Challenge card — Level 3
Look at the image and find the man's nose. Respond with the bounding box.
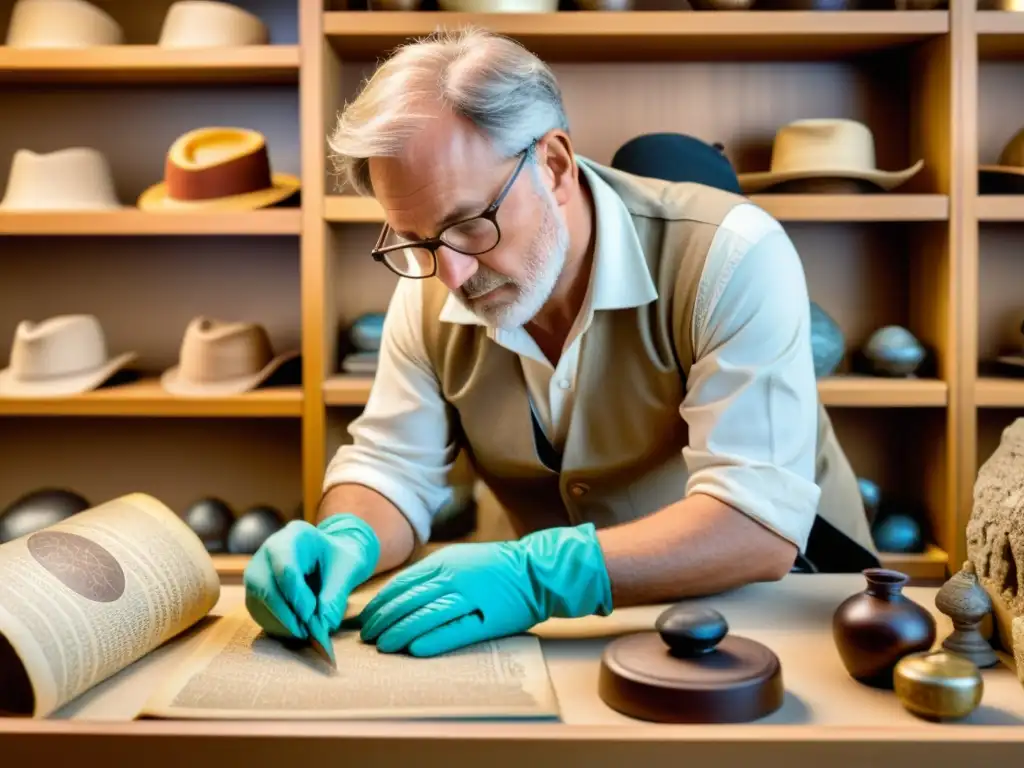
[435,246,477,291]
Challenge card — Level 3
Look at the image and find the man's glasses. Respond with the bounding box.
[370,143,534,279]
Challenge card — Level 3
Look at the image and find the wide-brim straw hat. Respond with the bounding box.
[138,127,300,211]
[737,118,923,194]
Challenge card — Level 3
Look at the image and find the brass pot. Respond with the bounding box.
[893,650,983,721]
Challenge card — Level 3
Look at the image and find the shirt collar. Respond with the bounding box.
[438,154,658,327]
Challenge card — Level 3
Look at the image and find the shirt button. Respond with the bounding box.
[570,483,589,498]
[558,379,571,390]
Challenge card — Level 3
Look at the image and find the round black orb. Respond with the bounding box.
[183,497,235,554]
[0,488,90,544]
[655,605,729,657]
[227,505,285,555]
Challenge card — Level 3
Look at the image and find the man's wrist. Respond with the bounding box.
[518,522,614,620]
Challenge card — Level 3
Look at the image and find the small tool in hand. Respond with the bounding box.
[303,563,337,669]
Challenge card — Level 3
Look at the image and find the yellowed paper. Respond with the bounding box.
[0,493,220,717]
[141,607,561,720]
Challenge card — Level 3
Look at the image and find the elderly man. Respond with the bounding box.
[244,28,879,658]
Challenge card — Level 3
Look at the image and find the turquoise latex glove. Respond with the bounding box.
[357,523,613,657]
[243,513,380,641]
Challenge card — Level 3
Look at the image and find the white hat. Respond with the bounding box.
[0,148,124,211]
[737,119,924,194]
[158,1,269,49]
[5,0,123,48]
[0,315,137,397]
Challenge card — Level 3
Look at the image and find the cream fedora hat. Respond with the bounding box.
[161,317,299,396]
[158,1,270,49]
[0,315,137,397]
[0,147,124,211]
[5,0,123,48]
[738,119,924,194]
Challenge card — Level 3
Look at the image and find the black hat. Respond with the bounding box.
[610,133,742,195]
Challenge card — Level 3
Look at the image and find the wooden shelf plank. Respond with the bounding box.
[0,379,303,417]
[817,376,947,407]
[977,11,1024,60]
[324,194,949,224]
[323,11,948,62]
[977,195,1024,221]
[879,545,948,581]
[0,209,302,236]
[976,377,1024,408]
[323,375,374,406]
[0,46,299,84]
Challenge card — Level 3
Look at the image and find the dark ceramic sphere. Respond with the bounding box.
[227,505,285,555]
[0,488,90,544]
[863,326,926,377]
[183,497,235,554]
[810,302,845,378]
[872,513,924,554]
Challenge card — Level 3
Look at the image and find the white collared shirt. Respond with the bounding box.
[324,157,822,552]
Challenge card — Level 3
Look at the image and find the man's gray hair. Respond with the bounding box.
[327,27,570,196]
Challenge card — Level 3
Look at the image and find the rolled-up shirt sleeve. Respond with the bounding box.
[681,204,821,552]
[322,279,457,545]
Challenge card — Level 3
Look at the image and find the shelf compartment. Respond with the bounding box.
[976,377,1024,408]
[817,376,947,408]
[0,46,300,84]
[977,195,1024,221]
[0,210,302,236]
[324,375,374,406]
[978,11,1024,60]
[0,379,303,417]
[323,11,949,62]
[878,545,948,581]
[324,194,949,224]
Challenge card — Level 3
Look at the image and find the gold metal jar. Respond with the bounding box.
[893,650,983,721]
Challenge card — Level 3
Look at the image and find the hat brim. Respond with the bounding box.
[0,351,137,397]
[979,165,1024,177]
[159,350,299,396]
[136,173,301,212]
[737,159,924,194]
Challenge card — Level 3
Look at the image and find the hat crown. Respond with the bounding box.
[158,1,269,48]
[998,127,1024,168]
[5,0,123,48]
[9,315,110,381]
[769,119,878,175]
[178,318,274,383]
[1,147,120,210]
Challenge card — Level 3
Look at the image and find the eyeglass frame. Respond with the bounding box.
[369,141,537,279]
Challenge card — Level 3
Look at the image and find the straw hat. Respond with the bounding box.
[158,1,270,49]
[0,315,137,397]
[0,147,123,211]
[737,119,923,194]
[138,127,299,211]
[161,317,299,396]
[4,0,123,48]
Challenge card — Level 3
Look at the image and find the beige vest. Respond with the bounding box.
[421,160,878,571]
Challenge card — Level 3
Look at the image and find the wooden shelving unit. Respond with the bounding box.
[3,0,1019,585]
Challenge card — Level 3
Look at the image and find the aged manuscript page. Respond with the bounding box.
[141,608,561,720]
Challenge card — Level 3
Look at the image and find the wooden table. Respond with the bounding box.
[2,573,1024,767]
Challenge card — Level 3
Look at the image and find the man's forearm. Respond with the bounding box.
[317,483,417,574]
[595,493,798,608]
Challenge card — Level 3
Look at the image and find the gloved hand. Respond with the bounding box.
[357,523,613,657]
[243,513,381,640]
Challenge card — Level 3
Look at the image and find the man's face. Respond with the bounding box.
[368,114,569,329]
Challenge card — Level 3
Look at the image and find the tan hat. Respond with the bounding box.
[138,127,300,211]
[158,1,270,49]
[0,147,124,211]
[738,119,924,194]
[5,0,123,48]
[980,127,1024,179]
[0,315,137,397]
[161,317,299,396]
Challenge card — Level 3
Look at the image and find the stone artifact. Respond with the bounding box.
[862,325,926,377]
[934,560,999,668]
[832,568,937,688]
[893,650,983,721]
[0,487,90,544]
[810,302,845,377]
[966,418,1024,676]
[183,496,235,554]
[226,504,284,555]
[872,511,924,553]
[597,604,784,723]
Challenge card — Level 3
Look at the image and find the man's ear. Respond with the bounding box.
[537,130,576,206]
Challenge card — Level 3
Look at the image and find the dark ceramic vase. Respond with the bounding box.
[832,568,937,689]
